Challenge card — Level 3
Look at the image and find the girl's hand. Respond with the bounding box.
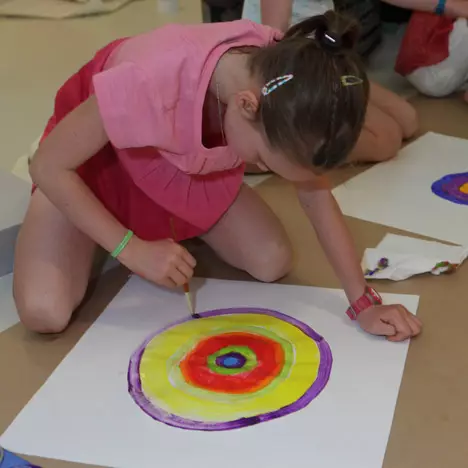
[121,237,196,288]
[357,304,422,342]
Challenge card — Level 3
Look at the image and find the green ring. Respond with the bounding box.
[207,345,257,375]
[167,325,295,404]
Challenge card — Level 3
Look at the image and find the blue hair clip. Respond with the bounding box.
[261,74,294,96]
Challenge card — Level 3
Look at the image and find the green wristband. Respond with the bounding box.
[111,230,134,258]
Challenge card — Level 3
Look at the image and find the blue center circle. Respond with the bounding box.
[215,352,246,369]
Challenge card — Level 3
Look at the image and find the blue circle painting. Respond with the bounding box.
[431,172,468,205]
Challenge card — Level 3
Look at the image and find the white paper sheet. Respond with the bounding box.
[1,277,419,468]
[0,274,19,333]
[377,234,467,259]
[333,132,468,246]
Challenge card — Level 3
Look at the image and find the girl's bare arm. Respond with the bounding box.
[295,177,366,303]
[260,0,293,31]
[383,0,468,17]
[30,95,130,257]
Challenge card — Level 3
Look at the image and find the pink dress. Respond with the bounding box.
[40,20,278,241]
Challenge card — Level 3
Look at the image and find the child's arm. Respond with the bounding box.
[30,96,195,287]
[296,177,422,341]
[383,0,468,17]
[296,177,366,303]
[31,96,127,255]
[260,0,293,31]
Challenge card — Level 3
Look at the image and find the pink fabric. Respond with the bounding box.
[93,20,279,175]
[40,21,278,241]
[88,20,279,233]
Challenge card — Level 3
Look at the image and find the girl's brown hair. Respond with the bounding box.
[249,10,370,170]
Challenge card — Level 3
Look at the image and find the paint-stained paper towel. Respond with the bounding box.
[362,234,468,281]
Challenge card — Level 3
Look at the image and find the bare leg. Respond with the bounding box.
[14,190,96,333]
[349,83,419,163]
[369,82,419,139]
[349,102,404,163]
[201,185,293,282]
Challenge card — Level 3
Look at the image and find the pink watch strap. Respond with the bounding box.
[346,287,382,320]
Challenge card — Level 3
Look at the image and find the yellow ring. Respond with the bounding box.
[139,313,320,423]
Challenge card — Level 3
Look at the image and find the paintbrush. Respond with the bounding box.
[169,219,198,319]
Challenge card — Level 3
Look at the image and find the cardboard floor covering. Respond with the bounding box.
[1,95,468,468]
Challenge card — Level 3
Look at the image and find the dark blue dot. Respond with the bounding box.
[216,352,246,369]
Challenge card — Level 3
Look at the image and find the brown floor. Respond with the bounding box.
[1,95,467,467]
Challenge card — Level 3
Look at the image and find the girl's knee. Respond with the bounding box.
[248,241,293,283]
[353,119,403,163]
[375,123,403,162]
[14,289,75,334]
[397,100,419,139]
[369,83,419,139]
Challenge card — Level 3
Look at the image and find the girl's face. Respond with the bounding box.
[223,91,317,183]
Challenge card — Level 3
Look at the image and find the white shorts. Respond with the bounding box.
[407,18,468,97]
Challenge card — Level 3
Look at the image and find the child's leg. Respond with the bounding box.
[349,82,418,163]
[14,190,96,334]
[201,184,293,283]
[349,103,404,163]
[368,82,419,140]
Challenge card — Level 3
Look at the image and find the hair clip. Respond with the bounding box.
[341,75,364,87]
[262,74,294,96]
[324,33,336,44]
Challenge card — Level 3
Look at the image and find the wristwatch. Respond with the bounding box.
[346,286,382,320]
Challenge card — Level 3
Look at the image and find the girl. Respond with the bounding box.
[393,0,468,102]
[243,0,419,163]
[14,12,422,341]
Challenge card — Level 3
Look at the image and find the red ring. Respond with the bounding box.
[179,332,285,394]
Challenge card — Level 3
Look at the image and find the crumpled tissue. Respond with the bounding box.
[362,234,468,281]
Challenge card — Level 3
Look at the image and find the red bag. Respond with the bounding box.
[395,11,455,76]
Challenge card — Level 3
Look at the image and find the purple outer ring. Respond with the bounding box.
[128,308,332,431]
[431,172,468,206]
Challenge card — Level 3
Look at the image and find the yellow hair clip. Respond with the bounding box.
[341,75,364,87]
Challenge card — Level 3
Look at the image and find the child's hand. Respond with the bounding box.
[121,238,196,288]
[357,304,422,342]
